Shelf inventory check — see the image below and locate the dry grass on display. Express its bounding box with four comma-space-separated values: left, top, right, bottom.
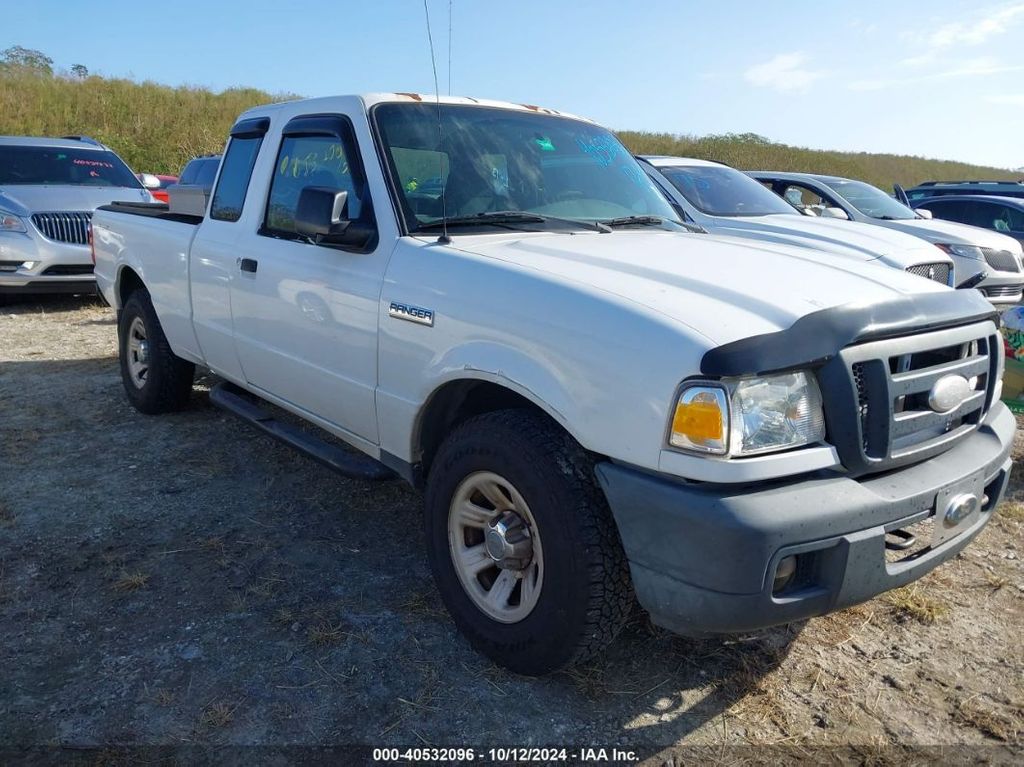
272, 607, 295, 627
307, 620, 346, 647
399, 589, 448, 621
997, 501, 1024, 522
952, 697, 1021, 741
884, 585, 948, 625
111, 571, 149, 593
722, 646, 792, 737
146, 687, 175, 707
199, 701, 238, 729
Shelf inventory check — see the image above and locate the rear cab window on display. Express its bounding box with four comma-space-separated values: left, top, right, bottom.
210, 118, 269, 222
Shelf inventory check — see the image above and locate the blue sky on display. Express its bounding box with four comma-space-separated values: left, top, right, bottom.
5, 0, 1024, 169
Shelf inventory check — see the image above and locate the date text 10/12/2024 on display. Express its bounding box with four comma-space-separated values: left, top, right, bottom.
372, 747, 640, 762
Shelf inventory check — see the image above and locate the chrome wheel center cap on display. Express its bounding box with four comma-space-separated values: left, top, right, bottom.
485, 510, 533, 570
137, 341, 149, 364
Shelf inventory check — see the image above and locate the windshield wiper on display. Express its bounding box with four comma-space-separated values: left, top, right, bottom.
598, 215, 668, 228
418, 211, 610, 234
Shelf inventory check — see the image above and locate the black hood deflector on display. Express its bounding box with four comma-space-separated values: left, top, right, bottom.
701, 289, 998, 377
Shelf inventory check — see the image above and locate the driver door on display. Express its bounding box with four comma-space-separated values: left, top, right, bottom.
229, 113, 387, 444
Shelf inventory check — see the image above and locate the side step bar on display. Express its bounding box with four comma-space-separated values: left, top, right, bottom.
210, 382, 394, 481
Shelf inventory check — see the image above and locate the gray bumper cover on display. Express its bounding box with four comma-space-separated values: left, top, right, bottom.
595, 403, 1015, 636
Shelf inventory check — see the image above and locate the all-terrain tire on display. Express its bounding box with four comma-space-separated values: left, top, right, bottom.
118, 289, 194, 414
424, 409, 633, 675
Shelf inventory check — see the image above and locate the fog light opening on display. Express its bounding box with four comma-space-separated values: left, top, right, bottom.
772, 555, 798, 595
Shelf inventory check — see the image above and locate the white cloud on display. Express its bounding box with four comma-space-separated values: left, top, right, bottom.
850, 57, 1023, 91
928, 2, 1024, 47
899, 52, 936, 68
744, 53, 824, 93
987, 93, 1024, 105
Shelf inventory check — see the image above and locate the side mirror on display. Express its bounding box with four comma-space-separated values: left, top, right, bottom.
295, 187, 349, 238
294, 186, 376, 251
820, 206, 849, 220
917, 208, 933, 220
139, 173, 161, 190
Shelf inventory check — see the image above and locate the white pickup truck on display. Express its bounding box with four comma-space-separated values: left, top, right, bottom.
92, 94, 1014, 675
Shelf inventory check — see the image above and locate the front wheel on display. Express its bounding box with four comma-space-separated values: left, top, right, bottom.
424, 410, 633, 675
118, 290, 194, 414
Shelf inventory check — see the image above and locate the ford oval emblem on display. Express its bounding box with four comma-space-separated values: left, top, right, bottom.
928, 374, 971, 413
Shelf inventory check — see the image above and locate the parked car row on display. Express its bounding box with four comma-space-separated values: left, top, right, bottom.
751, 172, 1024, 304
88, 93, 1014, 675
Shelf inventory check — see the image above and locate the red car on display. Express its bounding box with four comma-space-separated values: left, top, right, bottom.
136, 173, 178, 203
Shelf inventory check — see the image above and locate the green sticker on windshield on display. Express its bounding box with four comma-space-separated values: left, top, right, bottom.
534, 136, 555, 151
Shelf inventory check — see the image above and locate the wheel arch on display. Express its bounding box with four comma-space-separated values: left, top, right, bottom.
116, 264, 147, 310
413, 375, 586, 484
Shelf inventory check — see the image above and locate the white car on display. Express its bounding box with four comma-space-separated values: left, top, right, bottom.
640, 156, 956, 289
751, 171, 1024, 304
0, 135, 152, 298
91, 93, 1014, 675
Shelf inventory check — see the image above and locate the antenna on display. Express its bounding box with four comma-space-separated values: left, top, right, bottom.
448, 0, 453, 95
423, 0, 450, 244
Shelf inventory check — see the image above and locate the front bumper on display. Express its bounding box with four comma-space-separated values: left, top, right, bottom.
0, 230, 95, 294
596, 402, 1015, 636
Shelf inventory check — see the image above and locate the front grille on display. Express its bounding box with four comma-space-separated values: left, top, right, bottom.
826, 320, 998, 475
905, 262, 950, 285
981, 248, 1020, 273
30, 211, 92, 245
983, 284, 1023, 298
41, 265, 94, 276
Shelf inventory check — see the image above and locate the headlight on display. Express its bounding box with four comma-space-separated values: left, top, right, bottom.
0, 209, 27, 233
936, 243, 984, 260
729, 372, 825, 455
669, 371, 826, 457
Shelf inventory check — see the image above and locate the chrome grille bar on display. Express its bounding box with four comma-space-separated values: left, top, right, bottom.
833, 319, 998, 474
30, 211, 93, 245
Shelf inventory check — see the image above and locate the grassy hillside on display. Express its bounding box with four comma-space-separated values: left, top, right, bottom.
618, 131, 1020, 189
0, 67, 284, 174
1, 63, 1018, 188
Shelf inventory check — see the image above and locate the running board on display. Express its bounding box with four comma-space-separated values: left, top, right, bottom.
209, 382, 394, 481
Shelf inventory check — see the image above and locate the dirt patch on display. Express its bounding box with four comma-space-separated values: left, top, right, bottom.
1, 295, 1022, 760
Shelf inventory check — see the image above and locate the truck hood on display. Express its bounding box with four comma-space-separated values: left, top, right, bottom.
873, 217, 1024, 254
443, 230, 949, 347
0, 184, 151, 216
707, 214, 949, 266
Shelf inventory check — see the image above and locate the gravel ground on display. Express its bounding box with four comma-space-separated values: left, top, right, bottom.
1, 295, 1022, 763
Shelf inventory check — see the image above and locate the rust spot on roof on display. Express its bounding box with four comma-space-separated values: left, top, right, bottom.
395, 92, 424, 101
521, 103, 541, 111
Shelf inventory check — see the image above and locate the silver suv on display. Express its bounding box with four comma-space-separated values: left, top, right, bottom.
0, 136, 151, 297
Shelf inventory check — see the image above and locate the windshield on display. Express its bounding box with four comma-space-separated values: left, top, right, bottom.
658, 164, 796, 217
824, 178, 916, 220
373, 103, 680, 233
0, 146, 142, 188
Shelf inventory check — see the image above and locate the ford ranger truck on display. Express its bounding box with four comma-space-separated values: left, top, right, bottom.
91, 94, 1015, 676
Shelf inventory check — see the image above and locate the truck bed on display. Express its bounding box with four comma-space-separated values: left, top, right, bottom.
98, 201, 203, 226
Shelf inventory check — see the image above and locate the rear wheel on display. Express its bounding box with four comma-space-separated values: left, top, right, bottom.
118, 290, 194, 414
424, 409, 633, 675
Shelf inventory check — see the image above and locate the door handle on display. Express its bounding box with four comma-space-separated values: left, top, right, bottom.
238, 257, 258, 273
